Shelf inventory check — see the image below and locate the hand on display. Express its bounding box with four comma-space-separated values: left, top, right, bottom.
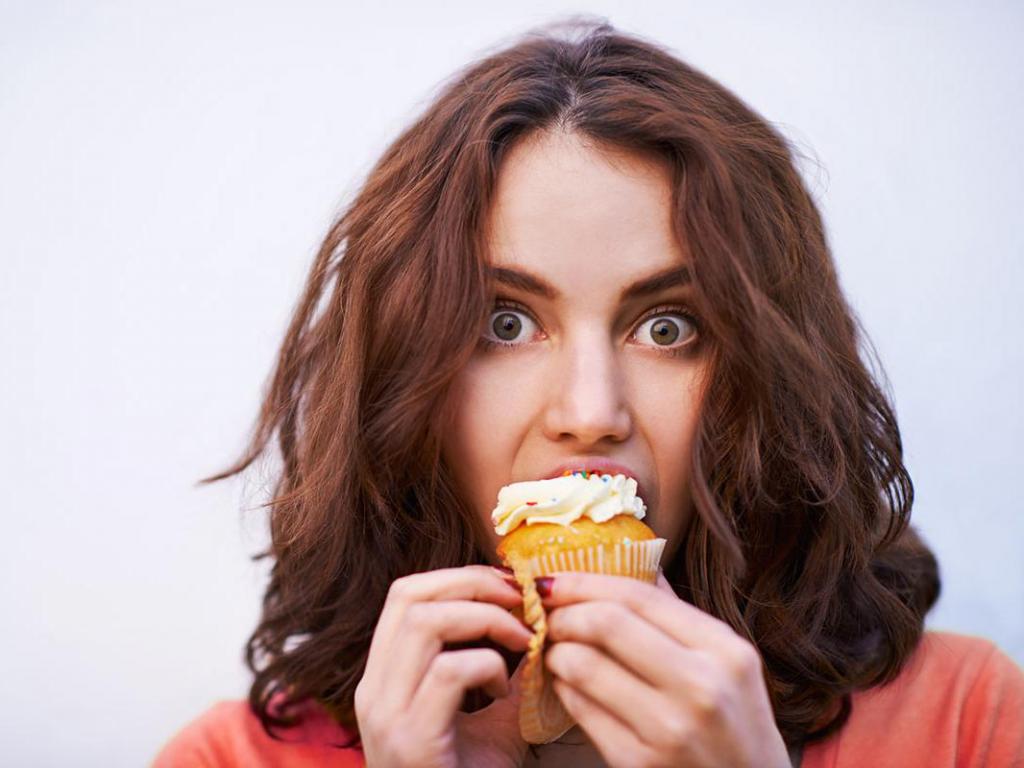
540, 570, 790, 768
355, 565, 533, 768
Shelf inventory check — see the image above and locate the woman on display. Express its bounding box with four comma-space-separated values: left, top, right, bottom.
153, 19, 1024, 768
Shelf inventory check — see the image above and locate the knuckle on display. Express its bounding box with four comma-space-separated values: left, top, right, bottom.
630, 585, 663, 618
404, 603, 434, 634
726, 640, 763, 681
589, 602, 625, 635
690, 677, 727, 722
658, 711, 693, 746
547, 642, 585, 682
430, 653, 463, 686
480, 649, 506, 678
387, 575, 413, 602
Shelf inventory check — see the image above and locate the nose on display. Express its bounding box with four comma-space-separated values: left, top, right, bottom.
542, 330, 632, 447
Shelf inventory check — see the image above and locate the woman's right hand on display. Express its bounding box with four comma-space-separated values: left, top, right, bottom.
354, 565, 534, 768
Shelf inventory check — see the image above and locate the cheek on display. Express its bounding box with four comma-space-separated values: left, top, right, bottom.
630, 364, 705, 541
441, 359, 540, 541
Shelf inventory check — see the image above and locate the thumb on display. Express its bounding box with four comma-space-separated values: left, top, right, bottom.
471, 652, 528, 743
456, 653, 530, 762
492, 652, 528, 712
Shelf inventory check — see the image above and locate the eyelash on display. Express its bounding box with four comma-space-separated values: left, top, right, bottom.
479, 298, 703, 359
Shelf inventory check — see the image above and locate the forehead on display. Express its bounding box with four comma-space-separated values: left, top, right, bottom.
485, 130, 687, 281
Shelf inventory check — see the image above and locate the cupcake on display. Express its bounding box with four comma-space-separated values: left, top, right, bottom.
492, 470, 667, 744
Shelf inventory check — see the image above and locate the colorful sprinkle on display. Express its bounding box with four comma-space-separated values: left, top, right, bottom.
525, 501, 537, 506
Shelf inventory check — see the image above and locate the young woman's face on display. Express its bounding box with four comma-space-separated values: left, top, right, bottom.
442, 130, 710, 564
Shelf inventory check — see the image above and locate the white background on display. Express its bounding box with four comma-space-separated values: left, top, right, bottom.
2, 2, 1021, 766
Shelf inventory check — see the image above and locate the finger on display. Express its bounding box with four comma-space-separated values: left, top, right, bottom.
551, 677, 659, 767
540, 571, 736, 649
468, 651, 530, 732
506, 650, 529, 701
408, 648, 510, 741
376, 565, 523, 640
384, 600, 533, 709
547, 600, 699, 692
546, 640, 668, 746
655, 568, 676, 595
365, 566, 523, 688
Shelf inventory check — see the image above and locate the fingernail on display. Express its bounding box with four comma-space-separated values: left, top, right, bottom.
493, 565, 514, 574
535, 576, 554, 598
494, 570, 522, 591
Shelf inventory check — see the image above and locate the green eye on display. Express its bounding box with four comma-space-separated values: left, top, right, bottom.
483, 305, 539, 347
492, 312, 523, 341
481, 303, 699, 353
649, 318, 680, 345
635, 313, 696, 349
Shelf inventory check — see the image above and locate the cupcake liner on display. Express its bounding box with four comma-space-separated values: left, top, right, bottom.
516, 537, 666, 583
508, 537, 667, 744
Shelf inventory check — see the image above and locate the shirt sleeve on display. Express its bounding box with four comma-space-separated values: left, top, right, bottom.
956, 643, 1024, 767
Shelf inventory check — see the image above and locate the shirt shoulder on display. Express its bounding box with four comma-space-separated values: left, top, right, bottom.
150, 698, 365, 768
802, 630, 1024, 768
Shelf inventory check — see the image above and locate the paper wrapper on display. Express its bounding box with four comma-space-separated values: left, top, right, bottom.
506, 537, 667, 744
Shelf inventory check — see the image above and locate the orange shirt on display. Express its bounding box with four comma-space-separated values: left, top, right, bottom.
151, 630, 1024, 767
151, 695, 364, 768
802, 631, 1024, 767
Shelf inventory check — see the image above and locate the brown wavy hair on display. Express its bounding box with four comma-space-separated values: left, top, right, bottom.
200, 17, 940, 750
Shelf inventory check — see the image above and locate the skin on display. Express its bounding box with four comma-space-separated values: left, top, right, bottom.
355, 130, 790, 767
445, 128, 708, 562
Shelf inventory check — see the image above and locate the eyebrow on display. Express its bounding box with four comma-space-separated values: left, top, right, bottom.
488, 264, 692, 302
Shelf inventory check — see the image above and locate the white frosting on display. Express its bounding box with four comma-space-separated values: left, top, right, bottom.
491, 472, 647, 536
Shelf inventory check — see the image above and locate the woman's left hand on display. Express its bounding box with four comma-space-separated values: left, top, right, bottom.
541, 569, 791, 768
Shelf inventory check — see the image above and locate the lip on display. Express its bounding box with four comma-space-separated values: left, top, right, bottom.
541, 458, 648, 504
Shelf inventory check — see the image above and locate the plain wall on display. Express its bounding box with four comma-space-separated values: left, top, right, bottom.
1, 2, 1021, 765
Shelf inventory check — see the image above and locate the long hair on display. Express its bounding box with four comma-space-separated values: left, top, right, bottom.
200, 17, 940, 749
